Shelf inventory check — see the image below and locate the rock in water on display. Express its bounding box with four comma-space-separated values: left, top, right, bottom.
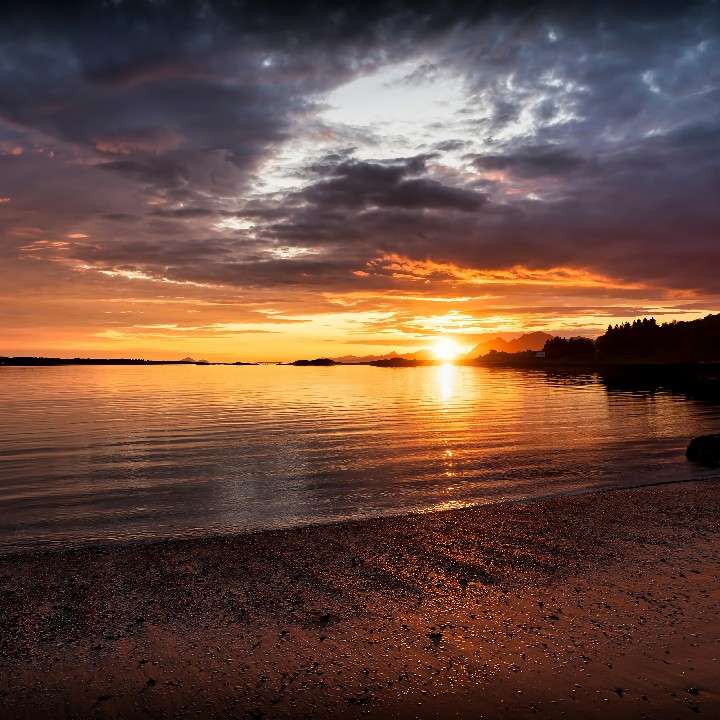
686, 434, 720, 467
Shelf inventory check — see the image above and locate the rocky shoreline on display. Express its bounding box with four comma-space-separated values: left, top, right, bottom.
1, 481, 719, 718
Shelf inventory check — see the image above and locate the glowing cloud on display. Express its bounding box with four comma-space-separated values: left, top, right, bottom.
362, 254, 645, 290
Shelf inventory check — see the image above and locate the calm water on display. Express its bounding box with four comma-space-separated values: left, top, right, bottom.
1, 364, 719, 553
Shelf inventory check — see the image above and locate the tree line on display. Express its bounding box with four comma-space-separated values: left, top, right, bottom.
542, 313, 720, 360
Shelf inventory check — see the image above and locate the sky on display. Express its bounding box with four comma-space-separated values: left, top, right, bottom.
1, 0, 719, 361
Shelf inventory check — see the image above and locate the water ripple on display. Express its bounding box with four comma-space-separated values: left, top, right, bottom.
1, 364, 719, 552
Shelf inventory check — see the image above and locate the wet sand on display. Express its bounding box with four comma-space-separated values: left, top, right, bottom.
1, 481, 719, 719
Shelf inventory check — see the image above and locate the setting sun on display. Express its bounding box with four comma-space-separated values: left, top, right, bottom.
431, 337, 462, 363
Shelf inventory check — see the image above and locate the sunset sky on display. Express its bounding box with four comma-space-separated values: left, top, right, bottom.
1, 1, 719, 361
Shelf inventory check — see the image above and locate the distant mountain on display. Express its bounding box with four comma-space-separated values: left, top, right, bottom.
405, 349, 435, 361
465, 332, 553, 358
333, 349, 437, 363
331, 351, 403, 364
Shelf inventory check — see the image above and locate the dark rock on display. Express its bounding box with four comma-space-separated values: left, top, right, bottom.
686, 434, 720, 466
316, 613, 332, 627
427, 631, 443, 645
346, 692, 372, 705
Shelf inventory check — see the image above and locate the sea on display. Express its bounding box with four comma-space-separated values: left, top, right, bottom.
1, 363, 718, 552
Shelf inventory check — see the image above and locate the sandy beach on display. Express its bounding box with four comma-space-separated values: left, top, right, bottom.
1, 480, 719, 719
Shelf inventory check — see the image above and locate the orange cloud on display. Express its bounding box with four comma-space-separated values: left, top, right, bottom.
362, 253, 645, 290
0, 143, 23, 156
325, 290, 495, 307
19, 239, 71, 255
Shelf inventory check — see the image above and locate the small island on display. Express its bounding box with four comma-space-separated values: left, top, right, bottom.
290, 358, 337, 366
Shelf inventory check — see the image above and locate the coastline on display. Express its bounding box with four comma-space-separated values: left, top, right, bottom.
2, 480, 719, 718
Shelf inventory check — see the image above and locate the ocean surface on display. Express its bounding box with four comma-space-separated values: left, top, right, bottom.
1, 364, 719, 553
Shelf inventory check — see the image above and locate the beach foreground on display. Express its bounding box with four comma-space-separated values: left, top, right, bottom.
1, 481, 719, 719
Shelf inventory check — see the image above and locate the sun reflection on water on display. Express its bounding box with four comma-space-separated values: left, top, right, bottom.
436, 362, 456, 404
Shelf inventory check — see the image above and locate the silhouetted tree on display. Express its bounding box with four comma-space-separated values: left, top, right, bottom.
542, 336, 595, 359
595, 314, 720, 360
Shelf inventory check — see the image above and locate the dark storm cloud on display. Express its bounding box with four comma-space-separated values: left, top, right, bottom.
98, 158, 190, 193
73, 237, 234, 266
469, 146, 590, 178
164, 257, 363, 288
151, 207, 216, 219
296, 155, 486, 211
1, 0, 719, 301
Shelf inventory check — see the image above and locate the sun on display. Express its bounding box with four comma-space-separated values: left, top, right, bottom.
431, 337, 462, 363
